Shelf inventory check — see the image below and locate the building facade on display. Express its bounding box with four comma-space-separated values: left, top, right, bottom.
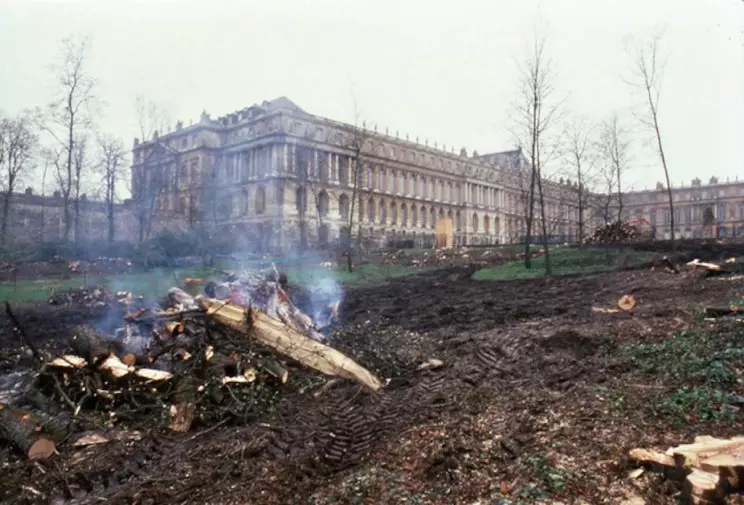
132, 97, 587, 251
623, 177, 744, 239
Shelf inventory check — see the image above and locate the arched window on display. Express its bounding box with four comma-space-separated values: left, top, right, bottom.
430, 208, 435, 228
456, 211, 462, 231
367, 198, 375, 223
401, 204, 408, 227
255, 187, 266, 214
339, 194, 350, 221
390, 201, 398, 225
484, 215, 490, 235
295, 186, 307, 214
420, 206, 427, 228
241, 189, 249, 215
379, 200, 386, 224
472, 213, 479, 233
411, 206, 418, 227
317, 191, 329, 218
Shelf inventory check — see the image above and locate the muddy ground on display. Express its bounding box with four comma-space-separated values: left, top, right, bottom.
0, 242, 743, 505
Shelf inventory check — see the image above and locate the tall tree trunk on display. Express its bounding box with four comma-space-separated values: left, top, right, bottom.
63, 195, 71, 242
74, 196, 80, 243
107, 200, 115, 243
523, 165, 537, 269
535, 151, 551, 275
1, 194, 10, 246
577, 182, 584, 248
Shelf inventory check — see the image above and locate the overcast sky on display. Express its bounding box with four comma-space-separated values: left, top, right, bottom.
1, 0, 742, 193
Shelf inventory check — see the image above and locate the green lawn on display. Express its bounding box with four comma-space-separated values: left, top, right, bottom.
472, 247, 657, 281
0, 262, 429, 303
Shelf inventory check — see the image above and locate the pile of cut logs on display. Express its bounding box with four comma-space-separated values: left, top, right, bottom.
0, 268, 381, 461
630, 435, 744, 504
584, 221, 642, 244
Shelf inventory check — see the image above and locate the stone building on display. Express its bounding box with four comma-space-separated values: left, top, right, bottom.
622, 177, 744, 239
132, 97, 588, 251
0, 188, 137, 246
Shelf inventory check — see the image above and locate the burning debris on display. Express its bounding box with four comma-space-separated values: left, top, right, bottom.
0, 266, 379, 460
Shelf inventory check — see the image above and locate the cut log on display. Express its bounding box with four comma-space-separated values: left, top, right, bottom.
618, 295, 637, 311
688, 259, 744, 278
169, 376, 198, 433
684, 469, 724, 504
47, 355, 88, 369
630, 436, 744, 504
0, 403, 63, 460
169, 287, 197, 307
69, 325, 125, 366
256, 358, 289, 384
197, 297, 383, 391
704, 306, 742, 318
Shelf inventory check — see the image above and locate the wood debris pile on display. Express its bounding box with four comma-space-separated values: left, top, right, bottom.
584, 221, 642, 244
1, 268, 381, 461
630, 435, 744, 504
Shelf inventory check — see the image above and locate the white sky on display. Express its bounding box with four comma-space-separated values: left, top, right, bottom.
1, 0, 742, 193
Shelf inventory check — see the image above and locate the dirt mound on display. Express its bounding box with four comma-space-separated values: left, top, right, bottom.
541, 329, 605, 359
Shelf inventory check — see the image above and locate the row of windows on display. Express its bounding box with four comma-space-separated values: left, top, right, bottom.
634, 204, 744, 225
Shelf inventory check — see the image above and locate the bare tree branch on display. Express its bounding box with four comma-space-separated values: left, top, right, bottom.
42, 36, 96, 243
96, 135, 127, 243
626, 31, 675, 249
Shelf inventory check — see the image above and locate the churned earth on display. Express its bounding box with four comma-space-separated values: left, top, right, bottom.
0, 242, 743, 505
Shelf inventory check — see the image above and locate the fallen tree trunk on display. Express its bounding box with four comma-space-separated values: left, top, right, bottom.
0, 403, 64, 460
197, 297, 383, 391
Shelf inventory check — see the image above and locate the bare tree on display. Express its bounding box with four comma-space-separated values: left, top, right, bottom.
627, 32, 674, 249
560, 116, 597, 245
343, 118, 370, 273
0, 113, 38, 245
72, 135, 88, 241
96, 135, 127, 243
598, 113, 631, 223
510, 36, 563, 274
44, 36, 95, 242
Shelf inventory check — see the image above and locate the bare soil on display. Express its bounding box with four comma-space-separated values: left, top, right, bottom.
0, 242, 743, 505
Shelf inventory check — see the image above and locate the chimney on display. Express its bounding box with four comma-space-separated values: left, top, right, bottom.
691, 177, 701, 186
656, 182, 664, 191
53, 190, 61, 198
200, 110, 210, 123
460, 147, 468, 157
80, 194, 87, 202
24, 187, 33, 195
134, 137, 140, 146
176, 121, 183, 131
709, 176, 719, 185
